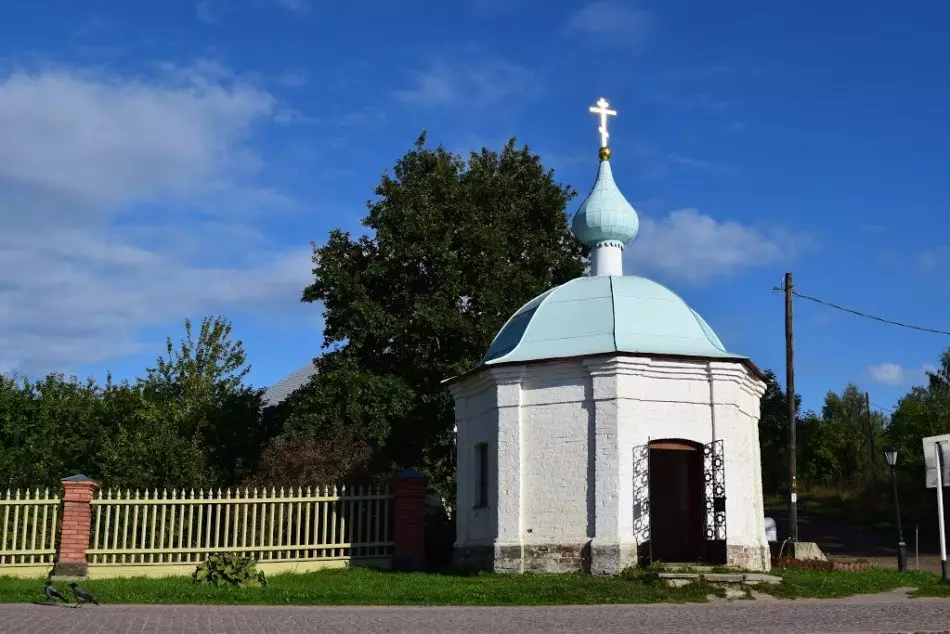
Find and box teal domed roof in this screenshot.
[571,158,639,247]
[479,275,738,366]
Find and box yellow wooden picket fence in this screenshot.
[0,484,395,579]
[0,489,60,578]
[85,485,394,578]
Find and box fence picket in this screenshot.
[40,490,50,563]
[1,491,9,565]
[92,491,102,563]
[304,487,312,559]
[187,490,195,564]
[250,489,258,560]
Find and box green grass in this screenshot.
[4,566,949,606]
[761,566,950,599]
[0,567,722,606]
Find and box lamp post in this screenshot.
[884,445,908,572]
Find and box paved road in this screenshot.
[4,593,950,634]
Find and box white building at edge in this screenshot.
[444,98,771,574]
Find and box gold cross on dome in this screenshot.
[588,97,617,148]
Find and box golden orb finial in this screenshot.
[598,146,611,161]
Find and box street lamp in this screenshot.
[883,445,908,572]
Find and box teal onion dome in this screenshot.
[571,158,639,248]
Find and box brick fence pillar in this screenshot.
[52,474,98,579]
[391,468,428,572]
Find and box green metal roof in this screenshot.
[480,275,738,366]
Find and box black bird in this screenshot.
[43,581,67,603]
[69,582,99,607]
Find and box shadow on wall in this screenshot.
[426,499,456,572]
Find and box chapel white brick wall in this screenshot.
[450,354,770,573]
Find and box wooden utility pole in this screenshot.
[785,272,799,542]
[865,392,879,483]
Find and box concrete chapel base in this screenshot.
[450,355,771,575]
[589,539,639,576]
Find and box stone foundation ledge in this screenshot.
[726,544,771,572]
[455,541,771,574]
[454,541,591,574]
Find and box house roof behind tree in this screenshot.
[262,362,318,407]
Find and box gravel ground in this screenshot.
[3,592,950,634]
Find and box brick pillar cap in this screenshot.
[394,468,426,480]
[61,474,97,486]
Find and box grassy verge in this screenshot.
[3,566,948,606]
[762,566,950,599]
[0,567,723,606]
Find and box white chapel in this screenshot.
[445,98,772,574]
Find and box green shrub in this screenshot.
[192,553,266,588]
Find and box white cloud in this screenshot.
[624,208,816,283]
[868,363,906,386]
[565,2,654,47]
[394,59,541,109]
[0,62,312,375]
[868,362,939,387]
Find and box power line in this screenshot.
[870,401,894,414]
[773,285,950,336]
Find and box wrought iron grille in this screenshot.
[632,443,651,546]
[703,439,726,541]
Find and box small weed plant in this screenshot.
[192,553,266,588]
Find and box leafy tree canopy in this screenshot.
[293,134,588,496]
[886,349,950,475]
[0,316,270,490]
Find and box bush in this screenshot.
[192,553,266,588]
[242,426,372,490]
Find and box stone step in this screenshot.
[658,571,783,585]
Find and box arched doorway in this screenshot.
[648,439,704,563]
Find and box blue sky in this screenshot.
[0,0,947,414]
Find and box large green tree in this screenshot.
[293,134,588,496]
[139,315,273,485]
[885,349,950,477]
[758,370,796,495]
[819,384,887,485]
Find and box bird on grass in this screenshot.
[69,582,99,607]
[43,581,68,603]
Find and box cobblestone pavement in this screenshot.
[3,593,950,634]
